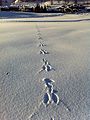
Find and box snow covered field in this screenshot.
[0,12,90,120]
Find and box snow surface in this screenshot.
[0,12,90,120]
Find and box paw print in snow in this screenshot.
[39,60,55,73]
[40,49,49,55]
[42,78,59,106]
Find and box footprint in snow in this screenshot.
[42,78,59,105]
[51,92,59,105]
[52,89,58,93]
[39,63,55,73]
[45,64,54,72]
[6,72,9,75]
[45,82,53,93]
[40,49,49,55]
[38,36,42,40]
[43,88,59,106]
[39,42,46,47]
[50,117,54,120]
[42,78,54,91]
[39,59,55,73]
[42,58,49,65]
[39,61,55,73]
[42,78,55,84]
[43,92,51,107]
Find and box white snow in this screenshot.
[0,12,90,120]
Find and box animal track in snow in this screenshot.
[42,78,55,83]
[42,78,60,106]
[42,58,49,65]
[50,117,54,120]
[42,78,55,92]
[40,49,49,55]
[45,82,53,93]
[51,92,59,105]
[37,32,41,35]
[45,64,54,72]
[39,64,55,73]
[39,61,55,73]
[43,91,51,107]
[38,42,46,47]
[38,36,42,40]
[6,72,10,75]
[43,90,59,106]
